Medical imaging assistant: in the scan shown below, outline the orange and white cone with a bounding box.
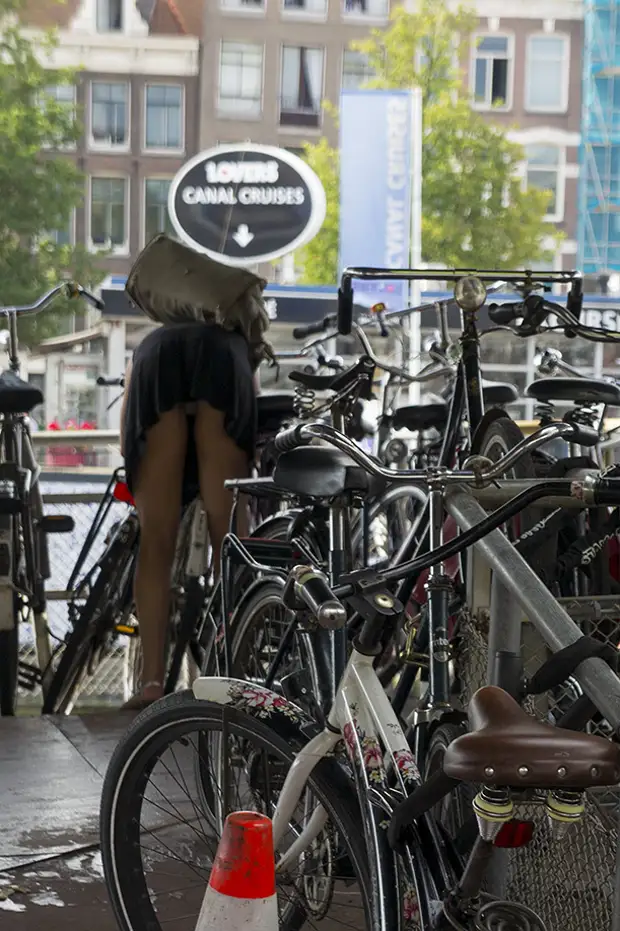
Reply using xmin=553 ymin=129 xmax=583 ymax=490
xmin=195 ymin=810 xmax=279 ymax=930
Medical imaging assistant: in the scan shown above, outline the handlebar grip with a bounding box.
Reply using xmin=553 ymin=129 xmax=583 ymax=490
xmin=338 ymin=280 xmax=353 ymax=336
xmin=96 ymin=376 xmax=125 ymax=387
xmin=273 ymin=424 xmax=307 ymax=452
xmin=79 ymin=287 xmax=105 ymax=311
xmin=283 ymin=566 xmax=347 ymax=630
xmin=564 ymin=421 xmax=599 ymax=447
xmin=488 ymin=301 xmax=523 ymax=325
xmin=292 ymin=315 xmax=335 ymax=340
xmin=593 ymin=479 xmax=620 ymax=506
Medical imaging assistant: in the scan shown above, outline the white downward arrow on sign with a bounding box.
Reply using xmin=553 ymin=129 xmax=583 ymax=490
xmin=232 ymin=224 xmax=255 ymax=248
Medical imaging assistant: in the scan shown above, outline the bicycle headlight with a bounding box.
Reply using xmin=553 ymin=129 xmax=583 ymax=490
xmin=385 ymin=438 xmax=407 ymax=464
xmin=454 ymin=275 xmax=486 ymax=312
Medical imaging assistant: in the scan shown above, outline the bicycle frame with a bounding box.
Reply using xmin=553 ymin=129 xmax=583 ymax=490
xmin=195 ymin=477 xmax=620 ymax=931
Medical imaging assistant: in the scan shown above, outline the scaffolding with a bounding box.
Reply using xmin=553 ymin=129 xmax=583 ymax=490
xmin=579 ymin=0 xmax=620 ymax=273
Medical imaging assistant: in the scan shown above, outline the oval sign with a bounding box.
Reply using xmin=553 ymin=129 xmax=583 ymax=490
xmin=167 ymin=143 xmax=327 ymax=267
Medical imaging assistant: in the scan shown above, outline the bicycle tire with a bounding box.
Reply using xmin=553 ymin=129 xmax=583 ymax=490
xmin=471 ymin=411 xmax=540 ymax=537
xmin=0 ymin=617 xmax=18 ymax=715
xmin=100 ymin=691 xmax=379 ymax=931
xmin=42 ymin=523 xmax=137 ymax=714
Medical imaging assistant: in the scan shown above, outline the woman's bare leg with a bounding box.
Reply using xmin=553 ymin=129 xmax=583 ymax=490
xmin=194 ymin=402 xmax=249 ymax=578
xmin=130 ymin=407 xmax=186 ymax=703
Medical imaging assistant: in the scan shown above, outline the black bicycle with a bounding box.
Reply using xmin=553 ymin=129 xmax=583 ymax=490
xmin=0 ymin=281 xmax=104 ymax=715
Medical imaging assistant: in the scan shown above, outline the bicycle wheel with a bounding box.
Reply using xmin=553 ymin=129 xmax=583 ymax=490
xmin=229 ymin=580 xmax=319 ymax=694
xmin=101 ymin=691 xmax=375 ymax=931
xmin=0 ymin=616 xmax=18 ymax=715
xmin=472 ymin=411 xmax=539 ymax=537
xmin=42 ymin=518 xmax=138 ymax=714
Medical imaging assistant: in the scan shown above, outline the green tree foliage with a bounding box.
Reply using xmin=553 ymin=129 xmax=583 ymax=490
xmin=297 ymin=0 xmax=556 ymax=284
xmin=0 ymin=3 xmax=101 ymax=346
xmin=296 ymin=137 xmax=340 ymax=286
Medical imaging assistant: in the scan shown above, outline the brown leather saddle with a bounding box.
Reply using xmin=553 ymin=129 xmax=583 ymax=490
xmin=443 ymin=686 xmax=620 ymax=789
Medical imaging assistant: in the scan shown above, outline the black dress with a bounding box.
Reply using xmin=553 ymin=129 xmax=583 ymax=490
xmin=123 ymin=321 xmax=256 ymax=506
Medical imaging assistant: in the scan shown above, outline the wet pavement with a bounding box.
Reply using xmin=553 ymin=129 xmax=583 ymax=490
xmin=0 ymin=712 xmax=366 ymax=930
xmin=0 ymin=713 xmax=132 ymax=929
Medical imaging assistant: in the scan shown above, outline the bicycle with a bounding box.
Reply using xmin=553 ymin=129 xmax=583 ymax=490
xmin=100 ymin=385 xmax=620 ymax=931
xmin=0 ymin=280 xmax=104 ymax=715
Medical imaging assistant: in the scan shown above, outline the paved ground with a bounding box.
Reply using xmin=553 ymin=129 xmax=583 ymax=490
xmin=0 ymin=712 xmax=365 ymax=930
xmin=0 ymin=713 xmax=132 ymax=929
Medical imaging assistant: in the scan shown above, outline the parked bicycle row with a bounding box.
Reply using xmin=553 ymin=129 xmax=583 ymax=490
xmin=3 ymin=266 xmax=620 ymax=929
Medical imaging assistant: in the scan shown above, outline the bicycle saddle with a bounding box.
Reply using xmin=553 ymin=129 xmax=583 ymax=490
xmin=481 ymin=379 xmax=519 ymax=405
xmin=0 ymin=371 xmax=43 ymax=414
xmin=274 ymin=445 xmax=385 ymax=498
xmin=526 ymin=377 xmax=620 ymax=406
xmin=289 ymin=356 xmax=374 ymax=394
xmin=389 ymin=402 xmax=447 ymax=432
xmin=257 ymin=392 xmax=296 ymax=432
xmin=443 ymin=686 xmax=620 ymax=789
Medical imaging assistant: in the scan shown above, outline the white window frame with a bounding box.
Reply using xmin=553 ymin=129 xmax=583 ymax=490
xmin=341 ymin=0 xmax=388 ymax=22
xmin=522 ymin=144 xmax=566 ymax=224
xmin=88 ymin=80 xmax=130 ymax=152
xmin=217 ymin=40 xmax=265 ymax=119
xmin=142 ymin=176 xmax=174 ymax=247
xmin=278 ymin=43 xmax=325 ymax=131
xmin=96 ymin=0 xmax=123 ymax=32
xmin=39 ymin=82 xmax=78 ymax=151
xmin=341 ymin=48 xmax=374 ymax=91
xmin=282 ymin=0 xmax=328 ymax=21
xmin=87 ymin=174 xmax=130 ymax=255
xmin=143 ymin=83 xmax=185 ymax=154
xmin=524 ymin=32 xmax=570 ymax=115
xmin=470 ymin=32 xmax=514 ymax=112
xmin=219 ymin=0 xmax=265 ymax=14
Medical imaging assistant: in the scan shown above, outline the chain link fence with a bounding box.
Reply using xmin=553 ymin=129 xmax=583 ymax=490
xmin=454 ymin=609 xmax=620 ymax=931
xmin=19 ymin=479 xmax=130 ymax=708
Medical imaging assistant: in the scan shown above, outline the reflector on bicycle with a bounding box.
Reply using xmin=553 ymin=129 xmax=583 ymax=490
xmin=494 ymin=820 xmax=534 ymax=848
xmin=113 ymin=481 xmax=135 ymax=506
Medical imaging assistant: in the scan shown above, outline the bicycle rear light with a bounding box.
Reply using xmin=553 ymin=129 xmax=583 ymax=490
xmin=113 ymin=481 xmax=135 ymax=506
xmin=493 ymin=819 xmax=535 ymax=848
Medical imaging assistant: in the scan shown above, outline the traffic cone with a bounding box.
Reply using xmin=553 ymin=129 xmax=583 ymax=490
xmin=195 ymin=810 xmax=279 ymax=930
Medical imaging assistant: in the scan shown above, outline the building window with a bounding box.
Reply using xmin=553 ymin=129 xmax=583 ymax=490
xmin=283 ymin=0 xmax=327 ymax=15
xmin=472 ymin=35 xmax=512 ymax=110
xmin=280 ymin=46 xmax=324 ymax=128
xmin=96 ymin=0 xmax=122 ymax=31
xmin=41 ymin=83 xmax=76 ymax=111
xmin=144 ymin=179 xmax=174 ymax=243
xmin=218 ymin=42 xmax=263 ymax=117
xmin=145 ymin=85 xmax=183 ymax=150
xmin=90 ymin=177 xmax=128 ymax=250
xmin=525 ymin=145 xmax=563 ymax=221
xmin=525 ymin=35 xmax=569 ymax=113
xmin=220 ymin=0 xmax=264 ymax=9
xmin=48 ymin=211 xmax=75 ymax=247
xmin=342 ymin=50 xmax=374 ymax=90
xmin=342 ymin=0 xmax=388 ymax=18
xmin=91 ymin=81 xmax=128 ymax=148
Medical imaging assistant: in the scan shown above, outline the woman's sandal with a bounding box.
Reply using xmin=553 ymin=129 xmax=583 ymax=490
xmin=121 ymin=681 xmax=164 ymax=711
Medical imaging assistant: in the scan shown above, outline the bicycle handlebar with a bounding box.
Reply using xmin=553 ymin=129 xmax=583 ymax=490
xmin=0 ymin=281 xmax=105 ymax=316
xmin=273 ymin=419 xmax=599 ymax=484
xmin=97 ymin=375 xmax=124 ymax=387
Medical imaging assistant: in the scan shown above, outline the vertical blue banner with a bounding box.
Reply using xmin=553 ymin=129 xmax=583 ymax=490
xmin=339 ymin=89 xmax=413 ymax=309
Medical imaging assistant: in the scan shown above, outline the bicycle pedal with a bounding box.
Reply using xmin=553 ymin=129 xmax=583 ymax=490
xmin=18 ymin=659 xmax=42 ymax=691
xmin=39 ymin=514 xmax=74 ymax=534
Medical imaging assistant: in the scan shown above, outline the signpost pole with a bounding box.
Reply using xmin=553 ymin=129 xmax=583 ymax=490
xmin=407 ymin=87 xmax=423 ymax=406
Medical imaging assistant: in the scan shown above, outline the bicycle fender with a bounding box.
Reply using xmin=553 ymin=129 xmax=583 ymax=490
xmin=192 ymin=676 xmax=323 ymax=744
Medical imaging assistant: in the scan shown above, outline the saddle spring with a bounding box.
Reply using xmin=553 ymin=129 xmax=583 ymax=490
xmin=293 ymin=384 xmax=316 ymax=418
